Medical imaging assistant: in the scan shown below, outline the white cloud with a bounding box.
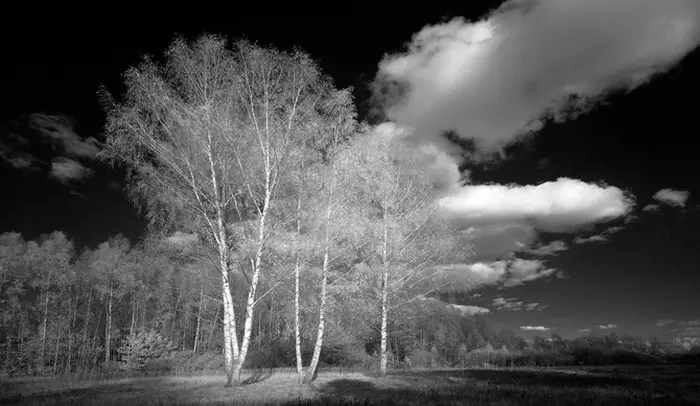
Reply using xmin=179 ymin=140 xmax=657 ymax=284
xmin=671 ymin=327 xmax=700 ymax=336
xmin=643 ymin=204 xmax=660 ymax=212
xmin=436 ymin=258 xmax=560 ymax=289
xmin=7 ymin=154 xmax=37 ymax=169
xmin=656 ymin=319 xmax=676 ymax=326
xmin=493 ymin=296 xmax=547 ymax=311
xmin=573 ymin=234 xmax=608 ymax=244
xmin=605 ymin=226 xmax=624 ymax=234
xmin=449 ymin=304 xmax=490 ymax=316
xmin=439 ymin=178 xmax=634 ymax=232
xmin=468 ymin=223 xmax=538 ymax=262
xmin=524 ymin=240 xmax=568 ymax=256
xmin=49 ymin=157 xmax=94 ymax=183
xmin=417 ymin=296 xmax=490 ymax=316
xmin=578 ymin=329 xmax=592 ymax=333
xmin=376 ymin=0 xmax=700 ymax=159
xmin=653 ymin=188 xmax=691 ymax=208
xmin=503 ymin=258 xmax=558 ymax=287
xmin=598 ymin=324 xmax=618 ymax=329
xmin=472 ymin=293 xmax=482 ymax=299
xmin=656 ymin=319 xmax=699 ymax=327
xmin=30 ymin=113 xmax=101 ymax=159
xmin=520 ymin=326 xmax=552 ymax=332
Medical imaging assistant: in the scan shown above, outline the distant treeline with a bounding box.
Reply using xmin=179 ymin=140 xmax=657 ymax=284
xmin=1 ymin=230 xmax=698 ymax=378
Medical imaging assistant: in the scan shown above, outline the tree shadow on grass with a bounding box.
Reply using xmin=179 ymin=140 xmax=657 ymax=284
xmin=297 ymin=367 xmax=700 ymax=406
xmin=0 ymin=378 xmax=223 ymax=406
xmin=0 ymin=381 xmax=151 ymax=406
xmin=242 ymin=368 xmax=275 ymax=385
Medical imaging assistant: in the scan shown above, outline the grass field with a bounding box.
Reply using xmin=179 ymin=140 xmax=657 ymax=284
xmin=1 ymin=364 xmax=699 ymax=405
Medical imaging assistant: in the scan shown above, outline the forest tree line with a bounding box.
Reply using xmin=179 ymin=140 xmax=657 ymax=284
xmin=0 ymin=230 xmax=698 ymax=379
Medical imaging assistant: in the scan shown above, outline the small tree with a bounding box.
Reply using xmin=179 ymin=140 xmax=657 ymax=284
xmin=118 ymin=329 xmax=177 ymax=371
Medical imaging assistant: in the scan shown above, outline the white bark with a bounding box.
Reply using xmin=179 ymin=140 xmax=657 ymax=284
xmin=294 ymin=254 xmax=303 ymax=381
xmin=380 ymin=203 xmax=390 ymax=377
xmin=232 ymin=185 xmax=272 ymax=384
xmin=193 ymin=281 xmax=205 ymax=354
xmin=105 ymin=286 xmax=113 ymax=363
xmin=304 ymin=158 xmax=336 ymax=384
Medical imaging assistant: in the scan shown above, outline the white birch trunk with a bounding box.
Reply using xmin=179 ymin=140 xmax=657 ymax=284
xmin=380 ymin=194 xmax=390 ymax=377
xmin=294 ymin=254 xmax=303 ymax=381
xmin=193 ymin=281 xmax=204 ymax=354
xmin=303 ymin=159 xmax=336 ymax=384
xmin=380 ymin=269 xmax=389 ymax=376
xmin=105 ymin=286 xmax=113 ymax=363
xmin=40 ymin=290 xmax=50 ymax=369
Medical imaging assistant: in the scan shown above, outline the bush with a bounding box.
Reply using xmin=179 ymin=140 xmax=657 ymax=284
xmin=608 ymin=350 xmax=659 ymax=365
xmin=144 ymin=358 xmax=173 ymax=376
xmin=169 ymin=351 xmax=225 ymax=375
xmin=570 ymin=347 xmax=607 ymax=366
xmin=117 ymin=329 xmax=177 ymax=372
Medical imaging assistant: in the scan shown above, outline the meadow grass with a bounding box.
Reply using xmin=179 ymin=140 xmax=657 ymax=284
xmin=1 ymin=364 xmax=698 ymax=405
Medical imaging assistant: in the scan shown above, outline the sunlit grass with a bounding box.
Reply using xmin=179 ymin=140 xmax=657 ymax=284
xmin=1 ymin=365 xmax=698 ymax=405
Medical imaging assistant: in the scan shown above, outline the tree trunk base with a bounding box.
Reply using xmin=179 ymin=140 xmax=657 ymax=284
xmin=302 ymin=367 xmax=318 ymax=384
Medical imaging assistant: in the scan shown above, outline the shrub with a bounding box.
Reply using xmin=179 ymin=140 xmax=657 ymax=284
xmin=608 ymin=350 xmax=659 ymax=365
xmin=117 ymin=329 xmax=177 ymax=372
xmin=144 ymin=358 xmax=173 ymax=376
xmin=169 ymin=351 xmax=225 ymax=375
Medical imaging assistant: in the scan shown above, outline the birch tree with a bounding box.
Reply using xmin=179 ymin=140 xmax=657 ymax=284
xmin=89 ymin=235 xmax=135 ymax=363
xmin=100 ymin=34 xmax=344 ymax=386
xmin=335 ymin=129 xmax=471 ymax=376
xmin=25 ymin=232 xmax=75 ymax=371
xmin=301 ymin=88 xmax=356 ymax=383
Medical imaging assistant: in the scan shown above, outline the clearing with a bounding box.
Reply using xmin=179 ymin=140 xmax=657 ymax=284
xmin=1 ymin=364 xmax=699 ymax=405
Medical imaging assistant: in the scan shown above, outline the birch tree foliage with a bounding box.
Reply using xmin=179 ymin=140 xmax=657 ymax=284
xmin=99 ymin=33 xmax=350 ymax=385
xmin=332 ymin=129 xmax=473 ymax=375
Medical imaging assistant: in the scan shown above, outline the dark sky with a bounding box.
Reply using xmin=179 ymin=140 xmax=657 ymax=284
xmin=1 ymin=5 xmax=699 ymax=339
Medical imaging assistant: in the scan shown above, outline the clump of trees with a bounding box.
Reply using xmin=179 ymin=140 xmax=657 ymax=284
xmin=96 ymin=34 xmax=472 ymax=385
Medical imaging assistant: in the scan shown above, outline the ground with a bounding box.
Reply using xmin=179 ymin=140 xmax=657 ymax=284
xmin=1 ymin=365 xmax=699 ymax=405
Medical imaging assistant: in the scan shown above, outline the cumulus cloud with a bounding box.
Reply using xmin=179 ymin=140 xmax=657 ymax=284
xmin=468 ymin=223 xmax=537 ymax=262
xmin=436 ymin=258 xmax=560 ymax=289
xmin=30 ymin=113 xmax=101 ymax=159
xmin=449 ymin=304 xmax=490 ymax=316
xmin=598 ymin=324 xmax=618 ymax=329
xmin=672 ymin=327 xmax=700 ymax=336
xmin=643 ymin=204 xmax=660 ymax=212
xmin=493 ymin=296 xmax=548 ymax=311
xmin=6 ymin=153 xmax=41 ymax=170
xmin=472 ymin=293 xmax=483 ymax=299
xmin=49 ymin=157 xmax=94 ymax=183
xmin=520 ymin=326 xmax=552 ymax=332
xmin=417 ymin=296 xmax=490 ymax=316
xmin=578 ymin=329 xmax=591 ymax=333
xmin=573 ymin=224 xmax=627 ymax=245
xmin=606 ymin=226 xmax=624 ymax=234
xmin=653 ymin=188 xmax=691 ymax=208
xmin=376 ymin=0 xmax=700 ymax=159
xmin=439 ymin=178 xmax=634 ymax=232
xmin=524 ymin=240 xmax=568 ymax=256
xmin=657 ymin=319 xmax=676 ymax=326
xmin=503 ymin=258 xmax=559 ymax=287
xmin=656 ymin=319 xmax=700 ymax=327
xmin=573 ymin=234 xmax=608 ymax=244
